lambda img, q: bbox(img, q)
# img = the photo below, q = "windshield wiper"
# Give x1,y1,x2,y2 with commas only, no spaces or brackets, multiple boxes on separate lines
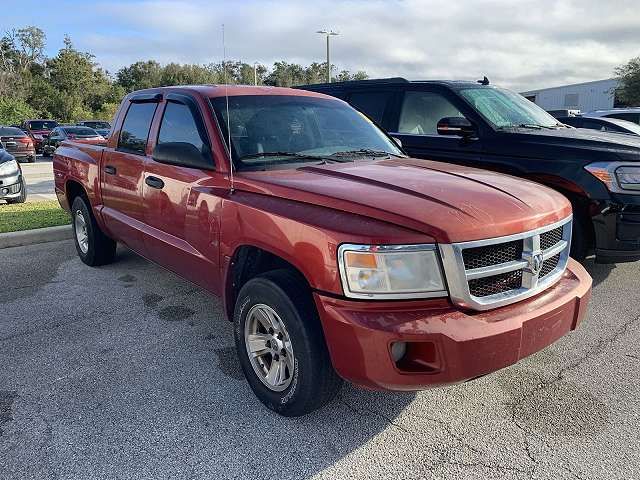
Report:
330,149,404,158
236,151,349,169
238,151,326,161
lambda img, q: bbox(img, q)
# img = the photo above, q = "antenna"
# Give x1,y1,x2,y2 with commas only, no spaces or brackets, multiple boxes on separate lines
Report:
222,23,234,194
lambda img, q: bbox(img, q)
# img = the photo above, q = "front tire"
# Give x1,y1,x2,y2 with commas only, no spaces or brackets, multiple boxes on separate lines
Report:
234,270,342,416
71,195,117,266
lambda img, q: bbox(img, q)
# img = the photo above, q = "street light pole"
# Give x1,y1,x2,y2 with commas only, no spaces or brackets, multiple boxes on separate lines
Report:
253,62,258,86
316,30,339,83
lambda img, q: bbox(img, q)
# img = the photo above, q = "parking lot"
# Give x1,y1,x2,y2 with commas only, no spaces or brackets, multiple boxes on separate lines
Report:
20,157,56,202
0,240,639,479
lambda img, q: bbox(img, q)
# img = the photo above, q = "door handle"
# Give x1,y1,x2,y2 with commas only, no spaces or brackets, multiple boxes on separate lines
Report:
145,175,165,189
104,165,117,175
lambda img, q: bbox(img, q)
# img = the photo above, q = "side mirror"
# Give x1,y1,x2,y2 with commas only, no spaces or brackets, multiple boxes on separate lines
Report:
436,117,476,138
391,136,402,149
152,142,213,170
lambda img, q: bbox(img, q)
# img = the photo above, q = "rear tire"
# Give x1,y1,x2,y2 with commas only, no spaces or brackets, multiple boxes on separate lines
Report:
234,269,342,416
71,195,117,266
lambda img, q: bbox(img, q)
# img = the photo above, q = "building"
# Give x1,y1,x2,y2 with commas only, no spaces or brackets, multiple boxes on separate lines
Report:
520,78,619,114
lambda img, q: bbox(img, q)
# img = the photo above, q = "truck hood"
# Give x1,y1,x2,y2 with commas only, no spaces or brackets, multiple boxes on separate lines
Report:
237,158,571,243
505,127,640,160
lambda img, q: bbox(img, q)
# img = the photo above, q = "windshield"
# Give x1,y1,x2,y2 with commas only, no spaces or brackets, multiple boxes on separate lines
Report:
63,127,98,136
459,87,560,129
28,121,58,131
210,95,403,171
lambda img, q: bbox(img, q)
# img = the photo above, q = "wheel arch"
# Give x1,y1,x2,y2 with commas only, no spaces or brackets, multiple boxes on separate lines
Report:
224,244,312,321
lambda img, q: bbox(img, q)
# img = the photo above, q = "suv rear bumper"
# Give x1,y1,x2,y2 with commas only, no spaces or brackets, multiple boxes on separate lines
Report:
314,258,591,391
593,197,640,263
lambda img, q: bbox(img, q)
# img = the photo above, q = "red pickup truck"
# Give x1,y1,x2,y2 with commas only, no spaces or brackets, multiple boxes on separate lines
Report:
53,85,592,416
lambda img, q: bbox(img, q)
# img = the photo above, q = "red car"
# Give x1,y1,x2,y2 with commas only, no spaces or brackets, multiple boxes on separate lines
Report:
20,119,59,153
0,126,36,162
53,85,592,416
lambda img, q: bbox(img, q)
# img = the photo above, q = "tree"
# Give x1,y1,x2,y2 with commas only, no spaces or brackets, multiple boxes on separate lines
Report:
615,57,640,106
0,26,45,74
46,36,116,121
116,60,162,91
0,96,37,124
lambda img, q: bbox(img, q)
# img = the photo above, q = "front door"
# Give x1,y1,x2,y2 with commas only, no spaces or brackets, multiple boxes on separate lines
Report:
141,93,221,292
100,99,159,254
390,89,483,164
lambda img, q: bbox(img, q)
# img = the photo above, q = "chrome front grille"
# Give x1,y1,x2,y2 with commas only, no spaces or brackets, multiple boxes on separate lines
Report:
439,216,573,310
462,240,523,270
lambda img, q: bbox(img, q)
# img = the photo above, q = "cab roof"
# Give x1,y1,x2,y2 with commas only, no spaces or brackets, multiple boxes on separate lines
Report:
126,84,339,100
295,78,491,90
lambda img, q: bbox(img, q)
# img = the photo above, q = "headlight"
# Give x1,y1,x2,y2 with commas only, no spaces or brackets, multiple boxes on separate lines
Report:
337,244,447,299
585,162,640,194
616,166,640,191
0,159,19,176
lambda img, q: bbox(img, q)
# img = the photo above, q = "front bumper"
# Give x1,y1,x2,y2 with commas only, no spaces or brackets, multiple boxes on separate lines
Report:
593,195,640,263
314,258,592,391
0,175,23,200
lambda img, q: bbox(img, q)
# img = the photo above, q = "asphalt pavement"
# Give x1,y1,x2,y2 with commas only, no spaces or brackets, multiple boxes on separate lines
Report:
0,240,639,479
19,157,56,202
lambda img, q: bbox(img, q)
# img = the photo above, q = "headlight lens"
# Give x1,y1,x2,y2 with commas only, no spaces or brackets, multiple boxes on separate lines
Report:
616,166,640,191
338,244,447,299
585,162,640,194
0,159,19,176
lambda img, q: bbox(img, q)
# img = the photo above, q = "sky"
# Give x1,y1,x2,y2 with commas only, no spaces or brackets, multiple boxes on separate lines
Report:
4,0,639,91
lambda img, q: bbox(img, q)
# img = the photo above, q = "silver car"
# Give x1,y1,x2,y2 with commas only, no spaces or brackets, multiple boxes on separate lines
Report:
0,144,27,203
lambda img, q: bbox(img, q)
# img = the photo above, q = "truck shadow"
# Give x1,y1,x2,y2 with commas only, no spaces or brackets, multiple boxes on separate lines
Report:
580,258,616,288
103,247,417,479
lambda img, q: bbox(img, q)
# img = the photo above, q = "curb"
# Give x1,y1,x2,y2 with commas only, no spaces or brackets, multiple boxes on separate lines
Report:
0,224,73,249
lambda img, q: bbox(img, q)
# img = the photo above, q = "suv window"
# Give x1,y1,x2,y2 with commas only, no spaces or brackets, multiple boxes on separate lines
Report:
581,119,607,131
118,102,157,154
158,101,209,154
348,91,392,124
398,91,465,135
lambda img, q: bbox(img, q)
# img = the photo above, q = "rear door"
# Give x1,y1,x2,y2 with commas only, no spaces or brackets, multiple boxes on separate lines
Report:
389,87,483,163
141,92,221,290
100,95,160,254
345,90,397,130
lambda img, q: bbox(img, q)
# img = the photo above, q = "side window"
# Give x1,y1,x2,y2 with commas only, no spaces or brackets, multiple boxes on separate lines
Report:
607,113,640,124
348,91,392,124
118,102,158,154
398,91,465,135
157,101,209,154
581,120,605,131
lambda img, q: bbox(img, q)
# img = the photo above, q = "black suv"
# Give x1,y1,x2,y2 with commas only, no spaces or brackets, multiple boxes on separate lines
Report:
299,78,640,263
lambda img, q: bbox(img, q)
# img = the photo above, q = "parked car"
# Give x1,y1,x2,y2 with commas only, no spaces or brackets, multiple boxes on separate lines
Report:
299,78,640,263
20,119,59,153
0,126,36,162
42,126,106,156
558,116,640,136
52,85,592,416
0,146,27,203
586,107,640,125
76,120,111,137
